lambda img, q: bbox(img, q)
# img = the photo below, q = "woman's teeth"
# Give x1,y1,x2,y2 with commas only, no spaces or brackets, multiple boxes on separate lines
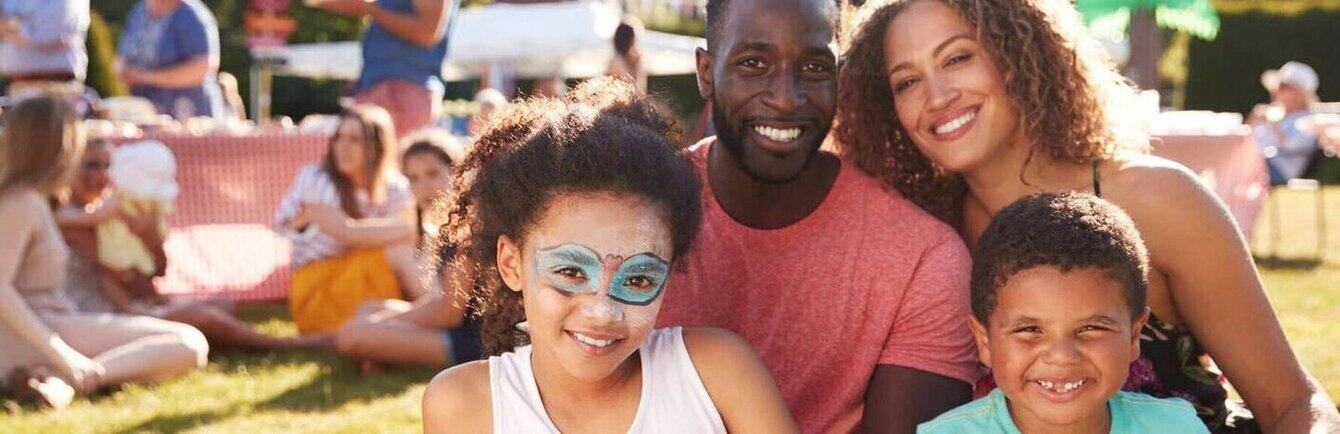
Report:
754,125,801,142
933,111,976,135
571,331,615,348
1035,379,1086,393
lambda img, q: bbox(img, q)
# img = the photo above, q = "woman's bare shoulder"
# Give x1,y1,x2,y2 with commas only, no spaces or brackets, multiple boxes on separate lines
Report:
0,189,49,227
1101,153,1214,210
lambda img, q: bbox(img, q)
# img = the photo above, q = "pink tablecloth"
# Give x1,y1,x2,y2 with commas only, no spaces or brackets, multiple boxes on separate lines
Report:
113,132,327,301
1151,133,1269,239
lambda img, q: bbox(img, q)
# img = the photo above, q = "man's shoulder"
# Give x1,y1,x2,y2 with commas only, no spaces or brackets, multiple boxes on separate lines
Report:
832,158,960,244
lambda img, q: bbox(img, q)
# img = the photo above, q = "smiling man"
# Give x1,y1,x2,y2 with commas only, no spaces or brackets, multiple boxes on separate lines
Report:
654,0,980,432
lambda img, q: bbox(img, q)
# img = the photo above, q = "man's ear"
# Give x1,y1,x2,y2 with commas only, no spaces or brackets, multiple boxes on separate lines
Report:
695,47,714,100
968,315,992,368
496,235,523,293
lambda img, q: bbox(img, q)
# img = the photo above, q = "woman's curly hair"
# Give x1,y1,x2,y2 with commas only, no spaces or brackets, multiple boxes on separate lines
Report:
834,0,1145,224
430,78,703,356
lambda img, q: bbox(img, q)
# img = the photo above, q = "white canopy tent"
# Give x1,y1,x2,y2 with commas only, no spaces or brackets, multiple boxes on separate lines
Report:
252,1,704,82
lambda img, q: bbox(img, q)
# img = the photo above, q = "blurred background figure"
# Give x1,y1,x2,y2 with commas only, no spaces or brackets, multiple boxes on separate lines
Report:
115,0,224,119
1250,61,1322,185
336,135,481,372
0,96,207,410
216,71,247,122
0,0,89,86
532,76,566,98
607,17,647,93
309,0,460,141
273,104,420,336
55,139,332,352
466,88,506,137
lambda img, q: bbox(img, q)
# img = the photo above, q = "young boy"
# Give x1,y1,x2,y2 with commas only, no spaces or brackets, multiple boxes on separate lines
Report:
919,193,1207,434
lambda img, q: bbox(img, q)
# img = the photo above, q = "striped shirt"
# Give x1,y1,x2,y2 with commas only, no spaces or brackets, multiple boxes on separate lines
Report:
273,164,412,268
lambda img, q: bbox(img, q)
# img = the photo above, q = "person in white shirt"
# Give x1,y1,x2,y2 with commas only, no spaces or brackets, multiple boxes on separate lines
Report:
1250,61,1322,184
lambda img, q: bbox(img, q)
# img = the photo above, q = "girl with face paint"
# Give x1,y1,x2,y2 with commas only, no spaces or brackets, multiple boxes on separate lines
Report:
422,78,798,434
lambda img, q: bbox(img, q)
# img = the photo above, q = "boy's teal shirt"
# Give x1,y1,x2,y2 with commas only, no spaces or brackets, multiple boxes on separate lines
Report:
918,388,1209,434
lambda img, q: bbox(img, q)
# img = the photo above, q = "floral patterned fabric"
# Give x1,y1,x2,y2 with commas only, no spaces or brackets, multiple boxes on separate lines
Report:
1125,314,1258,433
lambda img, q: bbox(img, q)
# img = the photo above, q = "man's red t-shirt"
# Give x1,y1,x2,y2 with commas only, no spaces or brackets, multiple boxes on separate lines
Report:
658,140,980,433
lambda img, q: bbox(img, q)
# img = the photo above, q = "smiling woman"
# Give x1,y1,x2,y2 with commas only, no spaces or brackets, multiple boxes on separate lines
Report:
421,78,799,434
836,0,1340,432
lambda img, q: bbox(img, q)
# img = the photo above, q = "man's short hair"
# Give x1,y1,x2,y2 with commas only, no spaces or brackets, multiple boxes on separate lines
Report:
970,192,1149,322
703,0,840,53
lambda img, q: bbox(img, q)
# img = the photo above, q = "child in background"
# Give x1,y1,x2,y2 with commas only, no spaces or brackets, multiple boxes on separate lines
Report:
96,140,176,280
337,133,482,371
920,193,1206,434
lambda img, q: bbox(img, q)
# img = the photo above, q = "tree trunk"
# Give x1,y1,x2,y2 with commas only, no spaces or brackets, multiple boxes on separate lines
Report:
1128,9,1162,90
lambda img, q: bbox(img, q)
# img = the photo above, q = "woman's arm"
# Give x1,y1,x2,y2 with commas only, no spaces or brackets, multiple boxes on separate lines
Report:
302,203,417,249
120,207,168,278
423,360,491,434
1117,162,1340,433
53,196,119,229
310,0,452,48
683,328,799,433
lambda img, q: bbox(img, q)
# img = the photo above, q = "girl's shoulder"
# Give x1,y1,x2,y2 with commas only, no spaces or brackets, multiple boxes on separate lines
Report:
679,327,764,386
680,327,752,361
423,360,492,433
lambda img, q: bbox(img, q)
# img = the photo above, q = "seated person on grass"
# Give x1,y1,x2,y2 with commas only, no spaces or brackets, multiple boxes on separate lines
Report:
423,79,797,433
55,139,330,352
338,134,482,371
920,192,1206,434
274,104,421,335
0,97,206,410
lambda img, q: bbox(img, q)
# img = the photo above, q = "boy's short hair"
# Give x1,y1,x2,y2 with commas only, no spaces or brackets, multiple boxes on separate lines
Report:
971,192,1149,323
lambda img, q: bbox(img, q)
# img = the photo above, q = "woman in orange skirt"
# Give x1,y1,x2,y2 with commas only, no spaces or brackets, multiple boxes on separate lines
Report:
273,104,420,334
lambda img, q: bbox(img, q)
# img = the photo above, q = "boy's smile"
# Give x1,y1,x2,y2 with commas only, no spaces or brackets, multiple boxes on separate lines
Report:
970,266,1149,433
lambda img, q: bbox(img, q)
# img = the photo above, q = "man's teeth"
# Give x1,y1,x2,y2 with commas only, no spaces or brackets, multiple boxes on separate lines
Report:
1036,379,1086,393
572,332,615,348
754,125,801,142
933,111,976,135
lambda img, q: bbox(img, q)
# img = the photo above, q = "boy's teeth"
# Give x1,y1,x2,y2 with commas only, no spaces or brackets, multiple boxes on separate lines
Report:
753,125,801,142
1036,379,1086,392
934,111,976,135
572,332,614,348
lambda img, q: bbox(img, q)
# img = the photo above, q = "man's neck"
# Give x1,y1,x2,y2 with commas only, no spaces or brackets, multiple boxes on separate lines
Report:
706,138,841,230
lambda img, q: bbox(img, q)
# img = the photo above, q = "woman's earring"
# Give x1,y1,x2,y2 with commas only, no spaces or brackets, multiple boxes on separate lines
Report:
514,321,530,334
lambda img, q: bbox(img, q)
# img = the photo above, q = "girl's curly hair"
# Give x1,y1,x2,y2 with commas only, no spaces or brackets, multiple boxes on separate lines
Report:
834,0,1145,225
430,78,703,356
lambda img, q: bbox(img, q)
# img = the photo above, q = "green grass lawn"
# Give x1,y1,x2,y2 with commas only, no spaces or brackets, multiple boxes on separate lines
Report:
3,188,1339,433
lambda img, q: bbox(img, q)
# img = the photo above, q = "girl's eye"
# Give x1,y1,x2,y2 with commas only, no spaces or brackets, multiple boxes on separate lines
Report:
555,267,586,280
624,275,657,292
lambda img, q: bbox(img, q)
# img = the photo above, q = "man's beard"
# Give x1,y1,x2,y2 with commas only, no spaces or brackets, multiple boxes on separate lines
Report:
710,101,823,185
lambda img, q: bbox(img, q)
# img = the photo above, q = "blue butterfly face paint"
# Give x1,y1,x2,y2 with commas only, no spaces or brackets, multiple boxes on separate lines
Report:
534,244,670,306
